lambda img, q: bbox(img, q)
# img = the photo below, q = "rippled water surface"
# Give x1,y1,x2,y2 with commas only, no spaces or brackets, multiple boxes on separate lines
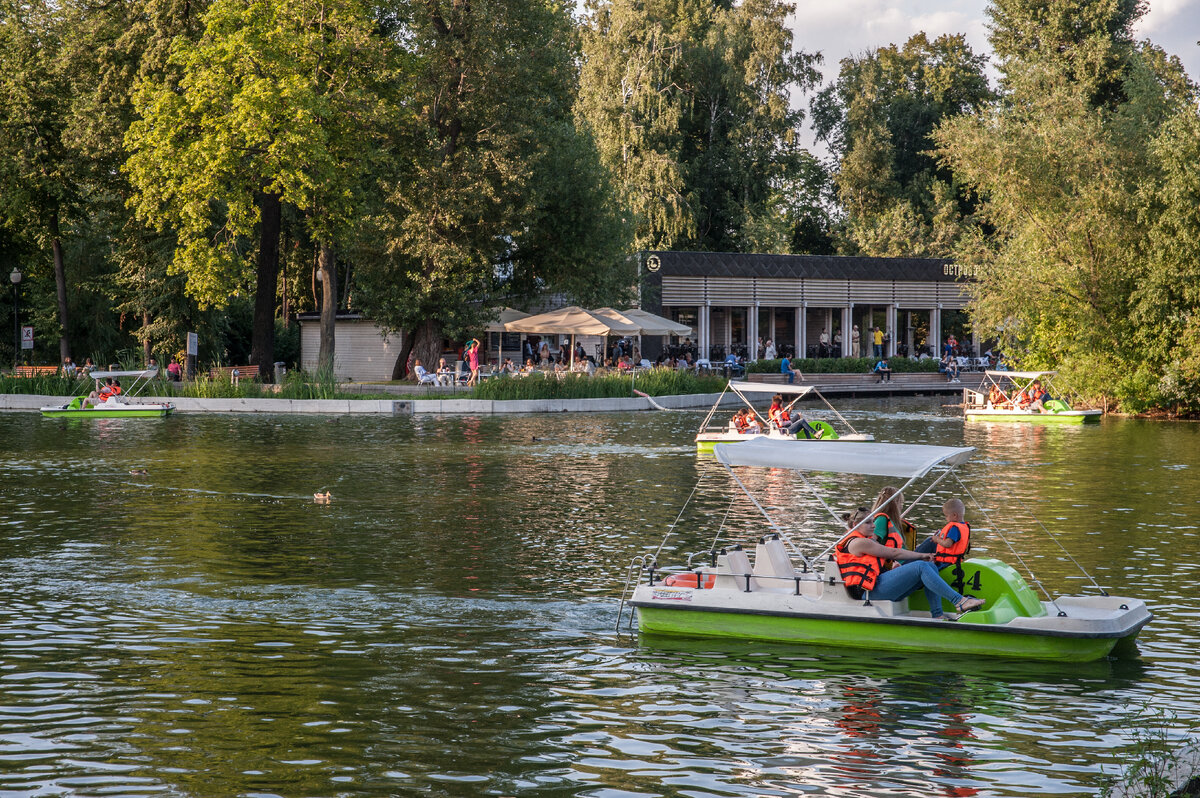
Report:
1,401,1197,797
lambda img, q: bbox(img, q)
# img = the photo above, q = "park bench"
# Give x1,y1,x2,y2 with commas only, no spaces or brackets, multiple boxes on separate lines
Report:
207,364,260,384
12,365,59,378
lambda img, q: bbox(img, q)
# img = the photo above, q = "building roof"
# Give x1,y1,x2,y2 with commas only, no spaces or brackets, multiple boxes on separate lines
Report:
643,251,958,282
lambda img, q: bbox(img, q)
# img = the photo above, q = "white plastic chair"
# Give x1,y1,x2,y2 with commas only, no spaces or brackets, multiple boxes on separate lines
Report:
414,365,437,385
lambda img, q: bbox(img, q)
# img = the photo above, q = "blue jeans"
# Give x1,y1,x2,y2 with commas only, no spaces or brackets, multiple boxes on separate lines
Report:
874,343,882,358
868,560,965,618
784,417,818,437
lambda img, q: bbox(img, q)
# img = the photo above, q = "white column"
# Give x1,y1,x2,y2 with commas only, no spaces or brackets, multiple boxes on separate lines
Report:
904,311,914,357
931,305,942,358
700,305,710,361
796,304,806,360
886,304,898,357
769,309,777,348
748,304,758,361
841,307,852,357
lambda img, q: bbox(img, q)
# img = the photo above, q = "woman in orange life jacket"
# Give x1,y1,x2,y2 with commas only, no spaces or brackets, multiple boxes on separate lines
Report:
835,491,984,619
915,497,971,568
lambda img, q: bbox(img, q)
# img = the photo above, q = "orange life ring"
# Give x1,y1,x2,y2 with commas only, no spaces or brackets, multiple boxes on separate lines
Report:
662,572,715,589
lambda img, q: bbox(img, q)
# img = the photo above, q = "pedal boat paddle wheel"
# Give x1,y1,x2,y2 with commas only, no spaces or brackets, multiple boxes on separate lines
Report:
963,371,1101,424
694,381,873,453
621,438,1149,662
40,369,175,418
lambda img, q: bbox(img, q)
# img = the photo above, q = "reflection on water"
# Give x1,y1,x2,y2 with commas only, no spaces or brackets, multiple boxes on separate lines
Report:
0,402,1196,796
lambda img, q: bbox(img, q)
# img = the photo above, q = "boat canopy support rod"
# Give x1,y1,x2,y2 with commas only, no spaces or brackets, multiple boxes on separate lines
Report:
721,461,813,570
698,384,730,433
1008,489,1108,596
953,473,1064,613
810,470,928,563
810,388,859,435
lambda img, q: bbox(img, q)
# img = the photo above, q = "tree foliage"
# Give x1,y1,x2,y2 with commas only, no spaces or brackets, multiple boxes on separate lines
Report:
934,2,1199,413
576,0,821,252
813,32,993,257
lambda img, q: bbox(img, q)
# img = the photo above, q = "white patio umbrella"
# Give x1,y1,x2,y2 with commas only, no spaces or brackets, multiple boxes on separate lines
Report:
504,306,641,369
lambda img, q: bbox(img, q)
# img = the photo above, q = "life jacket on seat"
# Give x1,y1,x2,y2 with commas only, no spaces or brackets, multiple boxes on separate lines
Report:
835,526,902,597
933,521,971,567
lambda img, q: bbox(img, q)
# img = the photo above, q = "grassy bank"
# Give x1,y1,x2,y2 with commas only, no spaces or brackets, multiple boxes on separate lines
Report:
470,370,727,400
746,357,941,374
0,371,399,401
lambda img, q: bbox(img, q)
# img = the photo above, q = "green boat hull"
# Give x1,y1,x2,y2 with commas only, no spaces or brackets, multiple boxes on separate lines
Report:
636,606,1119,661
696,421,839,453
41,407,173,418
965,412,1098,424
634,559,1146,662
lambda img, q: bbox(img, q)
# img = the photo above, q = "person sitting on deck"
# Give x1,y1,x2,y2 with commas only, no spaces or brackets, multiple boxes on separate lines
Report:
835,496,984,620
940,353,960,383
873,358,892,383
780,355,799,384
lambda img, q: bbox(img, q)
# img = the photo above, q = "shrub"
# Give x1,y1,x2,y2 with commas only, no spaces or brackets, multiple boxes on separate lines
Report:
746,357,940,374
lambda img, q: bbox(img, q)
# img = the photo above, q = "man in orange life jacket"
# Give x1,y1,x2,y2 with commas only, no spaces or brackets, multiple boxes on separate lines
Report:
915,497,971,567
835,497,984,620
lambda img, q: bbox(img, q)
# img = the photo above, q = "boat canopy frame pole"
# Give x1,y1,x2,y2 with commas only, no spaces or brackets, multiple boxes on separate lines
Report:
730,384,773,428
651,471,710,564
1007,485,1109,596
719,461,811,567
809,469,931,563
697,384,730,434
809,388,859,435
952,474,1065,614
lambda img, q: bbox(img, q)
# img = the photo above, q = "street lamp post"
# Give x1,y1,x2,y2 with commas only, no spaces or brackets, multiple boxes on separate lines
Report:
9,268,21,369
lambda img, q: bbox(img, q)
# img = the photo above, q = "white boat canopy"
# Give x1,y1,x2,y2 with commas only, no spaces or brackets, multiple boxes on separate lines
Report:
985,370,1055,379
728,381,814,397
87,369,159,379
714,438,975,479
620,308,691,336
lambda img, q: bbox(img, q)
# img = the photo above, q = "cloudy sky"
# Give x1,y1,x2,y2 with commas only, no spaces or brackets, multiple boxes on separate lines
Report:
789,0,1200,154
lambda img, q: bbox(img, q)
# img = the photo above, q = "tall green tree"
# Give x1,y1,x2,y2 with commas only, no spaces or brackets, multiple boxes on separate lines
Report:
934,2,1196,411
576,0,821,252
0,0,79,362
126,0,397,372
812,32,993,257
356,0,631,377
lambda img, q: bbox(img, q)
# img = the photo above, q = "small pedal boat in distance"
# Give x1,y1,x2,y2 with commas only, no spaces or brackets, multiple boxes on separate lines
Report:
40,369,175,418
624,438,1149,662
695,381,873,452
964,370,1101,424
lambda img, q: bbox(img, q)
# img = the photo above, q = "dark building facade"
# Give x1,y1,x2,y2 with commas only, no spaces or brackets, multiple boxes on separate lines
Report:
638,251,975,360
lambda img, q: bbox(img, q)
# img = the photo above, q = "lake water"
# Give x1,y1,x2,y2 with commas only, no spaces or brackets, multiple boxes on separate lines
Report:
0,400,1197,797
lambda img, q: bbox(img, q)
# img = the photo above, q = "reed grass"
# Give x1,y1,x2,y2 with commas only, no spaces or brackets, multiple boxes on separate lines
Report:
470,369,726,400
746,357,940,374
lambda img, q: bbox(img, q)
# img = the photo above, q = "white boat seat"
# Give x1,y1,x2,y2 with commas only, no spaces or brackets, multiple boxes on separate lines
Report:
753,534,797,590
714,545,754,592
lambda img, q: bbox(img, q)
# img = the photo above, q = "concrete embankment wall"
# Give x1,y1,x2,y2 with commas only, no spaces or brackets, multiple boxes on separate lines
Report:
0,392,739,415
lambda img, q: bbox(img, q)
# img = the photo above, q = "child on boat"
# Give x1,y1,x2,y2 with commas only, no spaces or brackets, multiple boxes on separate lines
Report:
916,498,971,568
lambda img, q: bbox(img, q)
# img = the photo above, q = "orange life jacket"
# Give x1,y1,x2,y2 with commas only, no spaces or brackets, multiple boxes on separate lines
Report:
110,384,122,395
934,521,971,567
99,386,113,400
835,526,902,593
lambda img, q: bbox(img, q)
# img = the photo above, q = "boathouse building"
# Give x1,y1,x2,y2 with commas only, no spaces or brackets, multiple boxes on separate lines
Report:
638,251,976,360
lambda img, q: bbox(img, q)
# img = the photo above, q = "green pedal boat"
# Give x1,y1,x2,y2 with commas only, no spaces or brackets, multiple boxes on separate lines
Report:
41,368,175,419
964,370,1101,423
695,381,873,452
622,439,1148,662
